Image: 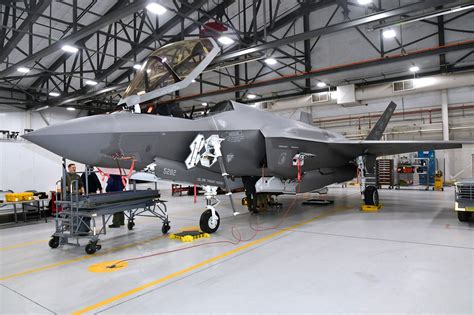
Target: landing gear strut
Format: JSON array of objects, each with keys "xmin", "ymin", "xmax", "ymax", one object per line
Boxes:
[
  {"xmin": 358, "ymin": 155, "xmax": 380, "ymax": 207},
  {"xmin": 186, "ymin": 134, "xmax": 240, "ymax": 233}
]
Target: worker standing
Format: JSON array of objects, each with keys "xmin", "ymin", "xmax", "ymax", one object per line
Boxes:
[
  {"xmin": 65, "ymin": 163, "xmax": 84, "ymax": 195},
  {"xmin": 107, "ymin": 174, "xmax": 125, "ymax": 228},
  {"xmin": 80, "ymin": 167, "xmax": 103, "ymax": 194}
]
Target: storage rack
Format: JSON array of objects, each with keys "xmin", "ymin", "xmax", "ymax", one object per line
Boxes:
[{"xmin": 376, "ymin": 159, "xmax": 394, "ymax": 189}]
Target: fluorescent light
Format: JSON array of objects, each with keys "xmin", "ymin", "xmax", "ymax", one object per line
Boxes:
[
  {"xmin": 247, "ymin": 93, "xmax": 257, "ymax": 99},
  {"xmin": 133, "ymin": 64, "xmax": 142, "ymax": 70},
  {"xmin": 191, "ymin": 79, "xmax": 196, "ymax": 83},
  {"xmin": 383, "ymin": 29, "xmax": 396, "ymax": 39},
  {"xmin": 35, "ymin": 105, "xmax": 49, "ymax": 111},
  {"xmin": 218, "ymin": 36, "xmax": 234, "ymax": 45},
  {"xmin": 85, "ymin": 80, "xmax": 98, "ymax": 86},
  {"xmin": 17, "ymin": 67, "xmax": 30, "ymax": 73},
  {"xmin": 317, "ymin": 82, "xmax": 327, "ymax": 88},
  {"xmin": 137, "ymin": 90, "xmax": 146, "ymax": 96},
  {"xmin": 146, "ymin": 3, "xmax": 166, "ymax": 15},
  {"xmin": 409, "ymin": 66, "xmax": 420, "ymax": 72},
  {"xmin": 66, "ymin": 107, "xmax": 76, "ymax": 111},
  {"xmin": 49, "ymin": 92, "xmax": 60, "ymax": 97},
  {"xmin": 358, "ymin": 0, "xmax": 372, "ymax": 4},
  {"xmin": 264, "ymin": 57, "xmax": 277, "ymax": 65},
  {"xmin": 201, "ymin": 102, "xmax": 207, "ymax": 106},
  {"xmin": 62, "ymin": 45, "xmax": 79, "ymax": 53}
]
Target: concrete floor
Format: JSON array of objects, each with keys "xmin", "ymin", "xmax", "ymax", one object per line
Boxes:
[{"xmin": 0, "ymin": 186, "xmax": 473, "ymax": 314}]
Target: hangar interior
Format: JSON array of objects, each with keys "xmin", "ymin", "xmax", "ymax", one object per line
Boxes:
[{"xmin": 0, "ymin": 0, "xmax": 473, "ymax": 313}]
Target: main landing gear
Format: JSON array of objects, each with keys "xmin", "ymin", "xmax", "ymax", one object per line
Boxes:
[{"xmin": 358, "ymin": 155, "xmax": 381, "ymax": 208}]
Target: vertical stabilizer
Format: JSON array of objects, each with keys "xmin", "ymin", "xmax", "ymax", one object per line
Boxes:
[{"xmin": 366, "ymin": 101, "xmax": 397, "ymax": 140}]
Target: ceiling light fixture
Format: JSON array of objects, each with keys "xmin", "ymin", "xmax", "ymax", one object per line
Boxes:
[
  {"xmin": 146, "ymin": 3, "xmax": 167, "ymax": 15},
  {"xmin": 192, "ymin": 79, "xmax": 196, "ymax": 83},
  {"xmin": 382, "ymin": 29, "xmax": 396, "ymax": 39},
  {"xmin": 218, "ymin": 36, "xmax": 234, "ymax": 45},
  {"xmin": 17, "ymin": 67, "xmax": 30, "ymax": 73},
  {"xmin": 66, "ymin": 107, "xmax": 76, "ymax": 111},
  {"xmin": 85, "ymin": 80, "xmax": 98, "ymax": 86},
  {"xmin": 62, "ymin": 45, "xmax": 79, "ymax": 53},
  {"xmin": 49, "ymin": 91, "xmax": 60, "ymax": 97},
  {"xmin": 202, "ymin": 102, "xmax": 207, "ymax": 106},
  {"xmin": 35, "ymin": 105, "xmax": 49, "ymax": 112},
  {"xmin": 317, "ymin": 82, "xmax": 327, "ymax": 88},
  {"xmin": 264, "ymin": 57, "xmax": 277, "ymax": 65},
  {"xmin": 409, "ymin": 66, "xmax": 420, "ymax": 72},
  {"xmin": 357, "ymin": 0, "xmax": 372, "ymax": 4},
  {"xmin": 133, "ymin": 64, "xmax": 142, "ymax": 70},
  {"xmin": 247, "ymin": 93, "xmax": 257, "ymax": 99}
]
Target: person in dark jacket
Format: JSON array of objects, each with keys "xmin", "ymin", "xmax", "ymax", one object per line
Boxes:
[
  {"xmin": 107, "ymin": 174, "xmax": 125, "ymax": 228},
  {"xmin": 80, "ymin": 167, "xmax": 103, "ymax": 194}
]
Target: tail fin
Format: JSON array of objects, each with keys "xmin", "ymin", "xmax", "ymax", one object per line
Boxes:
[
  {"xmin": 299, "ymin": 111, "xmax": 313, "ymax": 125},
  {"xmin": 366, "ymin": 101, "xmax": 397, "ymax": 140}
]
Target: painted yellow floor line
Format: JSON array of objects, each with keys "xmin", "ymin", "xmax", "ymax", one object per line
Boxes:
[
  {"xmin": 0, "ymin": 234, "xmax": 166, "ymax": 281},
  {"xmin": 73, "ymin": 206, "xmax": 350, "ymax": 315},
  {"xmin": 0, "ymin": 239, "xmax": 48, "ymax": 251}
]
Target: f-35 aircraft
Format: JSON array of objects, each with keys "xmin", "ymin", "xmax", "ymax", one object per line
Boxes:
[{"xmin": 24, "ymin": 38, "xmax": 463, "ymax": 233}]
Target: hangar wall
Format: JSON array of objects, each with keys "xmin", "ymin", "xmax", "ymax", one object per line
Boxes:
[{"xmin": 0, "ymin": 108, "xmax": 86, "ymax": 192}]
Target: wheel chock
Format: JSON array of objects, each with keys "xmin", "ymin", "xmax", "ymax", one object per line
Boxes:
[
  {"xmin": 169, "ymin": 230, "xmax": 210, "ymax": 242},
  {"xmin": 360, "ymin": 204, "xmax": 383, "ymax": 212}
]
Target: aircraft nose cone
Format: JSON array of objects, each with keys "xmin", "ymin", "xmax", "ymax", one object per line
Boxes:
[{"xmin": 22, "ymin": 115, "xmax": 116, "ymax": 166}]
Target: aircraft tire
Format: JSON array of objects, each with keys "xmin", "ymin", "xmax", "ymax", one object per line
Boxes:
[
  {"xmin": 364, "ymin": 186, "xmax": 379, "ymax": 206},
  {"xmin": 457, "ymin": 211, "xmax": 470, "ymax": 222},
  {"xmin": 162, "ymin": 223, "xmax": 170, "ymax": 234},
  {"xmin": 200, "ymin": 209, "xmax": 220, "ymax": 233}
]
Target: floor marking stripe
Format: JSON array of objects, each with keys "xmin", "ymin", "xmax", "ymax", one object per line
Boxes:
[
  {"xmin": 0, "ymin": 234, "xmax": 166, "ymax": 281},
  {"xmin": 73, "ymin": 206, "xmax": 350, "ymax": 315},
  {"xmin": 0, "ymin": 239, "xmax": 47, "ymax": 251}
]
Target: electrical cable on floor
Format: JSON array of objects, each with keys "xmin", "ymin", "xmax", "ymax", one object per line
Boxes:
[{"xmin": 106, "ymin": 194, "xmax": 299, "ymax": 269}]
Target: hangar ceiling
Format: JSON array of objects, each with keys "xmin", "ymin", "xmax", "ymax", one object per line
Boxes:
[{"xmin": 0, "ymin": 0, "xmax": 473, "ymax": 113}]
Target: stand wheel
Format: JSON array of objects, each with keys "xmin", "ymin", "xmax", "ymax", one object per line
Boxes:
[
  {"xmin": 364, "ymin": 186, "xmax": 379, "ymax": 206},
  {"xmin": 49, "ymin": 236, "xmax": 60, "ymax": 249},
  {"xmin": 127, "ymin": 221, "xmax": 135, "ymax": 231},
  {"xmin": 161, "ymin": 223, "xmax": 170, "ymax": 234},
  {"xmin": 457, "ymin": 211, "xmax": 471, "ymax": 222},
  {"xmin": 199, "ymin": 209, "xmax": 220, "ymax": 233},
  {"xmin": 85, "ymin": 242, "xmax": 100, "ymax": 255}
]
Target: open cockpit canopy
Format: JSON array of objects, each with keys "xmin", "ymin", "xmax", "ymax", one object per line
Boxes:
[
  {"xmin": 118, "ymin": 38, "xmax": 219, "ymax": 108},
  {"xmin": 142, "ymin": 100, "xmax": 234, "ymax": 120}
]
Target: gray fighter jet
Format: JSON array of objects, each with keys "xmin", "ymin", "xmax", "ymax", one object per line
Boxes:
[{"xmin": 24, "ymin": 38, "xmax": 463, "ymax": 233}]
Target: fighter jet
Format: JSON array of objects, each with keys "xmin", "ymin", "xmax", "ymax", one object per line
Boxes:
[{"xmin": 24, "ymin": 38, "xmax": 464, "ymax": 233}]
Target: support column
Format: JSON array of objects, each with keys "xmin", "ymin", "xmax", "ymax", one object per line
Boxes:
[
  {"xmin": 441, "ymin": 89, "xmax": 450, "ymax": 180},
  {"xmin": 441, "ymin": 89, "xmax": 449, "ymax": 141}
]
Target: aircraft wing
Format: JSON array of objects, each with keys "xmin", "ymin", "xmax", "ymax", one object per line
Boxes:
[{"xmin": 329, "ymin": 140, "xmax": 464, "ymax": 157}]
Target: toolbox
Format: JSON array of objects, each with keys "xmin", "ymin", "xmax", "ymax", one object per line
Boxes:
[{"xmin": 5, "ymin": 192, "xmax": 34, "ymax": 202}]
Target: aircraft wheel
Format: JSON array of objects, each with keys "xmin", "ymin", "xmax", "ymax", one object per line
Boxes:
[
  {"xmin": 49, "ymin": 236, "xmax": 60, "ymax": 249},
  {"xmin": 457, "ymin": 211, "xmax": 471, "ymax": 222},
  {"xmin": 199, "ymin": 209, "xmax": 220, "ymax": 233},
  {"xmin": 161, "ymin": 223, "xmax": 170, "ymax": 234},
  {"xmin": 127, "ymin": 220, "xmax": 135, "ymax": 231},
  {"xmin": 364, "ymin": 186, "xmax": 379, "ymax": 206}
]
